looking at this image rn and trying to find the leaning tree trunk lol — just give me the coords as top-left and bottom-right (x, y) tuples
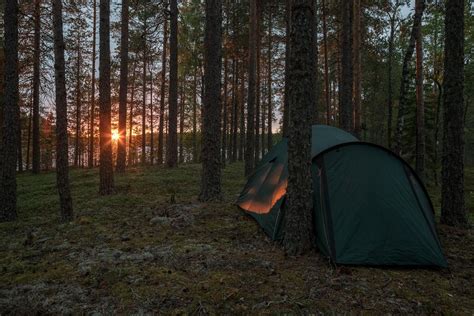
(339, 0), (353, 133)
(88, 0), (97, 168)
(394, 2), (424, 155)
(116, 0), (129, 172)
(167, 0), (179, 168)
(32, 0), (41, 174)
(52, 0), (74, 222)
(0, 0), (19, 222)
(284, 0), (315, 255)
(231, 59), (239, 162)
(441, 0), (467, 227)
(158, 17), (168, 165)
(199, 0), (222, 201)
(415, 0), (425, 180)
(245, 0), (257, 176)
(99, 0), (114, 195)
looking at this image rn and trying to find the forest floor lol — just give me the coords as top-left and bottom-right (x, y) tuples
(0, 163), (473, 314)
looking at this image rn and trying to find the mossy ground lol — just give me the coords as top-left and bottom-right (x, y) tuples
(0, 163), (473, 314)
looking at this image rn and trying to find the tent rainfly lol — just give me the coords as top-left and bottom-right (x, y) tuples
(237, 125), (447, 267)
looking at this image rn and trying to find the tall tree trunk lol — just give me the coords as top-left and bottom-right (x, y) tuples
(353, 0), (361, 137)
(158, 17), (168, 165)
(441, 0), (466, 227)
(167, 0), (179, 168)
(231, 58), (238, 162)
(267, 7), (273, 151)
(339, 0), (353, 132)
(32, 0), (41, 174)
(141, 10), (148, 166)
(179, 81), (185, 164)
(128, 61), (137, 166)
(322, 0), (330, 125)
(387, 10), (396, 148)
(255, 0), (261, 164)
(26, 99), (32, 171)
(99, 0), (114, 195)
(238, 62), (245, 161)
(192, 66), (198, 163)
(245, 0), (257, 176)
(200, 0), (222, 201)
(222, 56), (228, 167)
(0, 0), (19, 222)
(282, 0), (290, 137)
(74, 40), (82, 168)
(17, 118), (22, 172)
(116, 0), (129, 172)
(415, 0), (425, 180)
(284, 0), (315, 255)
(150, 66), (155, 165)
(394, 2), (424, 155)
(88, 0), (97, 168)
(52, 0), (73, 222)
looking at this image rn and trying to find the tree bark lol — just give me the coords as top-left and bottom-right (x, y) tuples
(167, 0), (179, 168)
(200, 0), (222, 201)
(88, 0), (97, 168)
(441, 0), (467, 227)
(74, 38), (82, 168)
(255, 0), (261, 164)
(282, 0), (291, 137)
(128, 61), (137, 166)
(415, 0), (425, 180)
(99, 0), (114, 195)
(387, 8), (396, 149)
(192, 66), (198, 163)
(322, 0), (330, 125)
(239, 61), (245, 162)
(141, 8), (148, 166)
(150, 66), (155, 165)
(339, 0), (353, 132)
(158, 17), (168, 165)
(245, 0), (257, 176)
(179, 82), (185, 164)
(52, 0), (74, 222)
(267, 7), (273, 151)
(284, 0), (315, 255)
(222, 46), (228, 167)
(394, 1), (424, 155)
(353, 0), (362, 137)
(0, 0), (19, 222)
(32, 0), (41, 174)
(231, 58), (238, 162)
(116, 0), (129, 172)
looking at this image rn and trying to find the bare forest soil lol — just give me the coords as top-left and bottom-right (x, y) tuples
(0, 163), (473, 314)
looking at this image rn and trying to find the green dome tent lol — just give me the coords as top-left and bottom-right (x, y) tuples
(237, 125), (447, 267)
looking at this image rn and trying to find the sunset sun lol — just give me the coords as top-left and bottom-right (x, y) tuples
(112, 130), (120, 141)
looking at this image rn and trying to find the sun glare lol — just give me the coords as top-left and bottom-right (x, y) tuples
(112, 130), (120, 141)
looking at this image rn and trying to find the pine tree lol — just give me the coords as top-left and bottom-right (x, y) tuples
(167, 0), (179, 168)
(441, 0), (467, 227)
(52, 0), (74, 222)
(199, 0), (223, 201)
(245, 0), (257, 176)
(284, 0), (315, 255)
(99, 0), (114, 194)
(116, 0), (129, 172)
(0, 0), (19, 222)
